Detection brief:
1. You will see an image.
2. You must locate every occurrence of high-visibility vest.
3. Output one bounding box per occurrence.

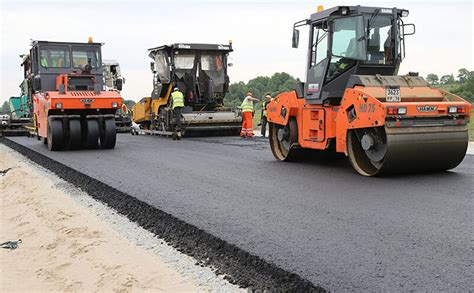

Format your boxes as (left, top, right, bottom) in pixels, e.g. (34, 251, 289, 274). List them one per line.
(262, 100, 269, 117)
(41, 58, 48, 67)
(171, 91, 184, 109)
(241, 97, 253, 112)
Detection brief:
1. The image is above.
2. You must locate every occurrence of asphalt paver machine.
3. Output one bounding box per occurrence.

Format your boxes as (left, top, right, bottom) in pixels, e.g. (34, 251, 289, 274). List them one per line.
(132, 43, 241, 137)
(0, 95, 32, 137)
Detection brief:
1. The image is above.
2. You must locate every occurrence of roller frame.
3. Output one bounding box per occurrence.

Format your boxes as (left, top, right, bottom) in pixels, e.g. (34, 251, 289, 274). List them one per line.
(267, 86, 471, 176)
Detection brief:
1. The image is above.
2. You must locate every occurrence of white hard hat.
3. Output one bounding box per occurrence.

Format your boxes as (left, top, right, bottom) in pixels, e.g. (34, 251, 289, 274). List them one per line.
(174, 87, 179, 91)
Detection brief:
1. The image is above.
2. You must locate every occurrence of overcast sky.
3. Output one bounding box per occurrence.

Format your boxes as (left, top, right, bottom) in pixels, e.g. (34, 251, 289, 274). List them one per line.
(1, 0, 472, 103)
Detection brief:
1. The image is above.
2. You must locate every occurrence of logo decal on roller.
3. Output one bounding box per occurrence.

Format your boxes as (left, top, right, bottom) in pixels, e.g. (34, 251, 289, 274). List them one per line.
(80, 99, 95, 104)
(416, 105, 437, 112)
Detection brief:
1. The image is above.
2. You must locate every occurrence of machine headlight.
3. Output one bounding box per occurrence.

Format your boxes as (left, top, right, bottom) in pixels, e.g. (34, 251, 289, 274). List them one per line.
(401, 10, 409, 17)
(55, 102, 62, 109)
(387, 107, 407, 115)
(340, 6, 349, 15)
(448, 106, 458, 114)
(112, 102, 119, 108)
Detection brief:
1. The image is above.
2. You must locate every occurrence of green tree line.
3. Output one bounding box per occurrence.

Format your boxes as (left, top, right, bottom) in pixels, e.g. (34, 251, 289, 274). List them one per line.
(426, 68, 473, 104)
(224, 68, 474, 106)
(224, 72, 296, 108)
(224, 72, 297, 125)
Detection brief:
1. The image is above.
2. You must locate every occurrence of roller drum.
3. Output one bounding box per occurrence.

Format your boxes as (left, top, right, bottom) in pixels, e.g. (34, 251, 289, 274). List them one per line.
(348, 125, 469, 176)
(380, 126, 468, 174)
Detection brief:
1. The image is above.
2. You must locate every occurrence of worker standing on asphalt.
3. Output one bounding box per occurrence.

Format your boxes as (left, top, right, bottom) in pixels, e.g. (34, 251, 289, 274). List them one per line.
(240, 92, 259, 137)
(260, 93, 272, 137)
(171, 87, 184, 133)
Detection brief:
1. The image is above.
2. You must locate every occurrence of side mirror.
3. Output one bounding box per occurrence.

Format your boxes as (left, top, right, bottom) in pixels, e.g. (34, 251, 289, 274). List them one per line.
(292, 29, 300, 48)
(150, 62, 155, 72)
(403, 23, 415, 36)
(32, 76, 41, 91)
(116, 78, 123, 91)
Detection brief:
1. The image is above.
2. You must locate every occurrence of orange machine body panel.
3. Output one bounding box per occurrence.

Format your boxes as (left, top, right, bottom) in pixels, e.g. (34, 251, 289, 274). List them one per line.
(267, 86, 472, 155)
(34, 90, 122, 138)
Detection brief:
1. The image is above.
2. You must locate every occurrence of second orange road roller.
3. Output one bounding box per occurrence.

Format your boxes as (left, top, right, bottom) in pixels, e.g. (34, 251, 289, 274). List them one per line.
(21, 39, 123, 151)
(267, 5, 471, 176)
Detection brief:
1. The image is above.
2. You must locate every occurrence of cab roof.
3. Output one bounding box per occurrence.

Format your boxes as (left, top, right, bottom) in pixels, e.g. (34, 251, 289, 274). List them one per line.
(310, 6, 405, 22)
(31, 40, 103, 47)
(148, 43, 233, 55)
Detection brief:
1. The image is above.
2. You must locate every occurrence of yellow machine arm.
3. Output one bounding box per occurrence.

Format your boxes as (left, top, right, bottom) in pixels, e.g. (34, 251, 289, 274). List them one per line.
(132, 84, 173, 124)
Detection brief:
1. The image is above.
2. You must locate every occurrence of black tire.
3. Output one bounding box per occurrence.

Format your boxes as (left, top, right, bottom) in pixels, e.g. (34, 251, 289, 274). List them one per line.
(100, 118, 116, 149)
(65, 119, 82, 150)
(47, 118, 64, 151)
(83, 119, 99, 149)
(269, 118, 299, 161)
(347, 127, 388, 177)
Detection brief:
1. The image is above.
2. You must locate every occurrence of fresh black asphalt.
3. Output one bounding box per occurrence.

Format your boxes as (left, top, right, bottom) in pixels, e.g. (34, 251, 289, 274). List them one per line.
(5, 134, 474, 291)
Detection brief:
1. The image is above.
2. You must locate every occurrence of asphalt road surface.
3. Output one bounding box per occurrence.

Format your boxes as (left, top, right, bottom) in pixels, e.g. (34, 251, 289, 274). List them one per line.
(7, 134, 474, 291)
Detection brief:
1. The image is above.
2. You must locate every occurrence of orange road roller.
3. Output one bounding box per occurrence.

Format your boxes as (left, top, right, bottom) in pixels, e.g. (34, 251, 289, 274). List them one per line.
(21, 40, 122, 151)
(267, 6, 471, 176)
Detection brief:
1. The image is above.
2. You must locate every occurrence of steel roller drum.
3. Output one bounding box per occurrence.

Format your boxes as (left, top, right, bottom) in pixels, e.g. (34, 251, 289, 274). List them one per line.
(348, 125, 469, 176)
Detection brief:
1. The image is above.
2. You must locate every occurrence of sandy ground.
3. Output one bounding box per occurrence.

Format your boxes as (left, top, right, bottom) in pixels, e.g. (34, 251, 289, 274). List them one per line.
(0, 146, 200, 292)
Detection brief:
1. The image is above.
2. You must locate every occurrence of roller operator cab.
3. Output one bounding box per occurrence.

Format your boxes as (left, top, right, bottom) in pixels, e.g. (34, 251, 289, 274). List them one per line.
(267, 6, 471, 176)
(23, 40, 123, 150)
(132, 43, 242, 136)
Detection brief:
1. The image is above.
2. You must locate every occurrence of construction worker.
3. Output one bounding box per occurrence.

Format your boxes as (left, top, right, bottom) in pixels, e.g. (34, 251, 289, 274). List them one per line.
(171, 87, 184, 132)
(260, 93, 272, 137)
(240, 92, 259, 137)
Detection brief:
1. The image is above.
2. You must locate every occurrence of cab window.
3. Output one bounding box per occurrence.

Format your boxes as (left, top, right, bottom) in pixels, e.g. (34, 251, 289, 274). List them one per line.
(154, 51, 171, 83)
(174, 53, 195, 69)
(72, 47, 101, 68)
(310, 26, 328, 67)
(201, 53, 223, 72)
(331, 15, 366, 60)
(326, 15, 365, 81)
(39, 46, 71, 68)
(364, 16, 395, 64)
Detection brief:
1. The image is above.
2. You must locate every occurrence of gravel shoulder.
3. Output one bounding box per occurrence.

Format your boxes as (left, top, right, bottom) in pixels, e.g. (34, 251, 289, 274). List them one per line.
(0, 144, 241, 292)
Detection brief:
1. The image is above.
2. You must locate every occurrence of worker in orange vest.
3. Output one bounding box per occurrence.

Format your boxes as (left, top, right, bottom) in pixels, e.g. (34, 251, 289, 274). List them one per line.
(240, 92, 259, 137)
